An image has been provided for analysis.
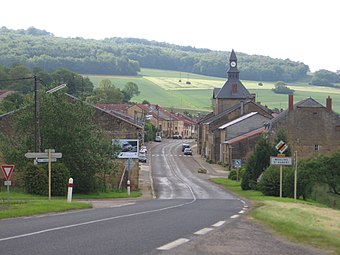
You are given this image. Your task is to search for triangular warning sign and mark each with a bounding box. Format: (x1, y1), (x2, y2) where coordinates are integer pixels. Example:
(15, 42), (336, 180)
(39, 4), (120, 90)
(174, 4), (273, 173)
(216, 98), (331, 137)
(1, 165), (14, 181)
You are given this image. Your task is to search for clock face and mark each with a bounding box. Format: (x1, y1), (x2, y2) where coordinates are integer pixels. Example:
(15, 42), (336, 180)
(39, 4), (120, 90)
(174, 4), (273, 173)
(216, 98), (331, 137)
(230, 61), (236, 67)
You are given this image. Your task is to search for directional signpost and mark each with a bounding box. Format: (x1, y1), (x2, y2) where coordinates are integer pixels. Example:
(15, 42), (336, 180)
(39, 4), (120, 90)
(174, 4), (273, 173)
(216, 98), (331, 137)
(1, 165), (15, 205)
(25, 149), (62, 200)
(271, 141), (292, 198)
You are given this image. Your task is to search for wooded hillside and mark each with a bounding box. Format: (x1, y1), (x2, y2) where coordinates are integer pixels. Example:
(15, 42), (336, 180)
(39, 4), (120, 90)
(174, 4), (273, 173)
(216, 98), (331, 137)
(0, 26), (313, 82)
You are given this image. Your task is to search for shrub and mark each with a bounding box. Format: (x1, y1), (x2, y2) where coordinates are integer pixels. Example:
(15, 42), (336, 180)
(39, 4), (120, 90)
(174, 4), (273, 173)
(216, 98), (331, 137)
(24, 162), (70, 196)
(24, 163), (48, 196)
(257, 166), (281, 196)
(51, 163), (70, 196)
(228, 170), (237, 180)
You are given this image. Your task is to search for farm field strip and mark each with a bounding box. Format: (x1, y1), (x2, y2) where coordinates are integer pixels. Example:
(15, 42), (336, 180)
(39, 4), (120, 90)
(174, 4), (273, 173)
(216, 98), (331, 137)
(87, 70), (340, 113)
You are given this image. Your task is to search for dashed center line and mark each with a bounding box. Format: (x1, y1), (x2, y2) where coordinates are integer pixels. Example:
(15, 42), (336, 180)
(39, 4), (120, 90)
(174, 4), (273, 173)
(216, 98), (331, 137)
(212, 221), (226, 227)
(157, 238), (190, 250)
(194, 228), (214, 235)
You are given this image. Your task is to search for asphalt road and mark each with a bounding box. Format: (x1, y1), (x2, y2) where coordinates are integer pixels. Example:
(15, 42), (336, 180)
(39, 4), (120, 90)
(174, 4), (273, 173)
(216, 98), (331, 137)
(0, 139), (245, 255)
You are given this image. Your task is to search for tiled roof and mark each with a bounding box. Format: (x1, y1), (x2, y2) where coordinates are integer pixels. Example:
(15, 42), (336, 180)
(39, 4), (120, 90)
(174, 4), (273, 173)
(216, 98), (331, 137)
(215, 79), (253, 99)
(96, 104), (130, 113)
(218, 112), (258, 129)
(224, 127), (266, 145)
(271, 97), (324, 124)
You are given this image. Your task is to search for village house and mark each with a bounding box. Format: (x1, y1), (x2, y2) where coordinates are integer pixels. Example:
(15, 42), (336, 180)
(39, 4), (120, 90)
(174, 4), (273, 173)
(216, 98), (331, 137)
(127, 104), (196, 138)
(268, 95), (340, 159)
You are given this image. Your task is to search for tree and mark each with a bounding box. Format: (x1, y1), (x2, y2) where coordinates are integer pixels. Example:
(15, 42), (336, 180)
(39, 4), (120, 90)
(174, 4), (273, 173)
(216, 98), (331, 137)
(121, 82), (140, 103)
(0, 91), (115, 194)
(241, 135), (275, 190)
(86, 79), (122, 104)
(0, 92), (24, 113)
(272, 81), (294, 94)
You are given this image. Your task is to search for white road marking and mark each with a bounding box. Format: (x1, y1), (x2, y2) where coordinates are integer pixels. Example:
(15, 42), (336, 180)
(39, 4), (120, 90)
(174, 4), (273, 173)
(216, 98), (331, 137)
(109, 203), (135, 208)
(157, 238), (190, 250)
(194, 227), (214, 235)
(230, 215), (239, 219)
(0, 200), (196, 242)
(212, 221), (226, 227)
(239, 210), (245, 214)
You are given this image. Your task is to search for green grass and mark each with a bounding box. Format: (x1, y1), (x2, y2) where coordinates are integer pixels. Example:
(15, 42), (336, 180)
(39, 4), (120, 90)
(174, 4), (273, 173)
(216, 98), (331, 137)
(0, 189), (141, 219)
(211, 178), (340, 254)
(87, 68), (340, 113)
(0, 200), (91, 219)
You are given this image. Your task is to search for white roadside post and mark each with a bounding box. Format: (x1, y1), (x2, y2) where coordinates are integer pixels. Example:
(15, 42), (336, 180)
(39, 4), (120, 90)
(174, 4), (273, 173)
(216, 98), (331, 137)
(127, 180), (131, 196)
(67, 178), (74, 203)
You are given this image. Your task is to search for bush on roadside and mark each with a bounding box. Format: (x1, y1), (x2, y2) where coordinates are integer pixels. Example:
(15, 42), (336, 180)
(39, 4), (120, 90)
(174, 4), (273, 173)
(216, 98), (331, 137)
(24, 163), (70, 196)
(228, 170), (237, 180)
(24, 163), (48, 196)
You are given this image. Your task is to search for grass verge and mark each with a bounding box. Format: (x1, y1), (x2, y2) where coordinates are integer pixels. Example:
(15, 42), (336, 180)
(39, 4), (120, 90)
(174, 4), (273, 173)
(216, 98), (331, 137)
(0, 190), (141, 219)
(211, 178), (340, 255)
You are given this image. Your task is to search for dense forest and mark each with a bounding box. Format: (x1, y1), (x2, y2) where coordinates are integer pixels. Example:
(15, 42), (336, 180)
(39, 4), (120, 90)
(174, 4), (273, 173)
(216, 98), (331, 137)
(0, 27), (309, 82)
(0, 27), (339, 85)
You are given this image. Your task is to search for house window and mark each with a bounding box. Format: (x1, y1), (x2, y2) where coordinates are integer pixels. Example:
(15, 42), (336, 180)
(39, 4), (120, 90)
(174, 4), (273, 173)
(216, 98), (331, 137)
(314, 144), (320, 151)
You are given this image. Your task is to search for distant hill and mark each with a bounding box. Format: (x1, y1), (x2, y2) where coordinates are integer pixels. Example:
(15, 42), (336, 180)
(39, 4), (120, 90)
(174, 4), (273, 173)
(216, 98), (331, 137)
(0, 26), (310, 82)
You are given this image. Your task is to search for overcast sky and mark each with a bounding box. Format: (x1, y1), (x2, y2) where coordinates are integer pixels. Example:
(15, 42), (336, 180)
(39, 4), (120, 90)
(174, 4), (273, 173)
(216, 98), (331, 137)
(1, 0), (339, 72)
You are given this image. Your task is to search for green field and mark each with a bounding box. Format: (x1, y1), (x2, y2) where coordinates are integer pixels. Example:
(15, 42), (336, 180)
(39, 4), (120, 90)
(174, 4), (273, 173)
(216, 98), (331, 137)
(87, 68), (340, 113)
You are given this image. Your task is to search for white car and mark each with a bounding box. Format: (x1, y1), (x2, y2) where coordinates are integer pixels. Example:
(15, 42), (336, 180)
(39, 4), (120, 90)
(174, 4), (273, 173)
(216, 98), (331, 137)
(140, 146), (147, 153)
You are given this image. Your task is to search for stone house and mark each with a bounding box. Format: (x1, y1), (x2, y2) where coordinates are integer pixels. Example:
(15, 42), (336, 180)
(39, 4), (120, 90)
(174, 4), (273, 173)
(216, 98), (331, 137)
(198, 100), (272, 163)
(268, 95), (340, 159)
(219, 112), (271, 167)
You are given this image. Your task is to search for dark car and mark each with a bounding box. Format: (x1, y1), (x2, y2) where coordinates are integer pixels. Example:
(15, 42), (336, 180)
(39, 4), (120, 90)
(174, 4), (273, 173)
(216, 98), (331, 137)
(182, 143), (190, 152)
(183, 148), (192, 155)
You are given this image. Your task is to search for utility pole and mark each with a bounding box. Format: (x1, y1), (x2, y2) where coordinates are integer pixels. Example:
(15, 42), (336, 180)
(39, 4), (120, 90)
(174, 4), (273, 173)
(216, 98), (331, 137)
(34, 75), (41, 152)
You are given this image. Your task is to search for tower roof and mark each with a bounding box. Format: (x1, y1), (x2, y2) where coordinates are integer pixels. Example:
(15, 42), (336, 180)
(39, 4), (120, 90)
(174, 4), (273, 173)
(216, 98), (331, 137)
(215, 50), (252, 99)
(230, 49), (237, 61)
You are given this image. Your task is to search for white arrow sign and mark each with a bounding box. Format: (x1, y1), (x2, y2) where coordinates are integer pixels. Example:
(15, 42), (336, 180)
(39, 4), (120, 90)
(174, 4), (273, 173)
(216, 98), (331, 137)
(25, 152), (62, 159)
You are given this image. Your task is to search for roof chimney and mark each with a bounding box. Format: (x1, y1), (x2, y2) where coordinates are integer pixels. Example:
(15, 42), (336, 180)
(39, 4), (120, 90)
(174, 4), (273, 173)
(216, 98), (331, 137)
(326, 96), (332, 112)
(288, 94), (294, 111)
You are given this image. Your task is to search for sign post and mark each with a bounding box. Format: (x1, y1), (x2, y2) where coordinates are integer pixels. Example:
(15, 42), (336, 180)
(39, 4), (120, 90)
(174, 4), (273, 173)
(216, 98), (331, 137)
(294, 151), (298, 202)
(272, 141), (292, 198)
(1, 165), (15, 206)
(25, 150), (62, 200)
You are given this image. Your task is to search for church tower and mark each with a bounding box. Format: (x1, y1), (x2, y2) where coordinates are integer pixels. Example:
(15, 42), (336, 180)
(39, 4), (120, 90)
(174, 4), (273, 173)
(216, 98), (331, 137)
(213, 50), (253, 115)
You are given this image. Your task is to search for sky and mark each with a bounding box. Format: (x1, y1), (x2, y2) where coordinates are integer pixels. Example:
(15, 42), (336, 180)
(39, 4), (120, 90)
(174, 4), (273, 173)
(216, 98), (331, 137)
(1, 0), (339, 72)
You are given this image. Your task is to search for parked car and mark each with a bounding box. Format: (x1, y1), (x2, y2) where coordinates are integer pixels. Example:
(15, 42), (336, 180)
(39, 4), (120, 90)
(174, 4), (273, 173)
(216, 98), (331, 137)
(140, 145), (147, 154)
(183, 147), (192, 155)
(138, 152), (147, 163)
(182, 143), (190, 152)
(173, 134), (182, 139)
(138, 153), (147, 163)
(154, 136), (162, 142)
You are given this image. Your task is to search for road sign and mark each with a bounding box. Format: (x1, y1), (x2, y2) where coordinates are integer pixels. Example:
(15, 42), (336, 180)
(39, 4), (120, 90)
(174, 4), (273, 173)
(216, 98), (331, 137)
(1, 165), (15, 180)
(270, 156), (293, 166)
(4, 180), (11, 186)
(275, 140), (288, 154)
(233, 159), (242, 168)
(124, 158), (135, 171)
(25, 152), (62, 159)
(36, 158), (57, 163)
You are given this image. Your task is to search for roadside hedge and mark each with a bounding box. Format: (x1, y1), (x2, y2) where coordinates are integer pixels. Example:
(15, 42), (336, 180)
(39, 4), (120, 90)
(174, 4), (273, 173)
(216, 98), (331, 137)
(24, 163), (70, 196)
